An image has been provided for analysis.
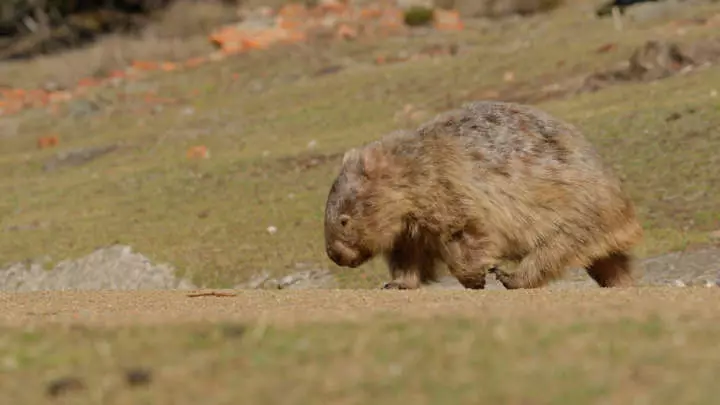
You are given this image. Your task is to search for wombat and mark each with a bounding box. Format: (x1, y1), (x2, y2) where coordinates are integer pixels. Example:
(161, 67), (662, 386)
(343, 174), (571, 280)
(323, 100), (643, 290)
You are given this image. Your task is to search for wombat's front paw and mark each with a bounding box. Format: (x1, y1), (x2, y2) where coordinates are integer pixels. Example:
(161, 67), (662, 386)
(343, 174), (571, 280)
(381, 280), (413, 290)
(489, 268), (521, 290)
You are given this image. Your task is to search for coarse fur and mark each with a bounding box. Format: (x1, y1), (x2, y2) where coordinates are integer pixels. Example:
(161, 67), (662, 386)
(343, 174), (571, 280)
(323, 100), (643, 290)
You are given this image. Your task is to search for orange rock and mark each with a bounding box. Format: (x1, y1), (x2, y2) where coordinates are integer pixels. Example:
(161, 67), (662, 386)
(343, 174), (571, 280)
(77, 77), (103, 88)
(37, 135), (59, 149)
(284, 30), (307, 43)
(433, 9), (464, 31)
(48, 91), (73, 103)
(276, 16), (305, 30)
(108, 70), (125, 79)
(161, 62), (178, 72)
(187, 145), (210, 159)
(318, 0), (347, 15)
(359, 7), (383, 19)
(185, 57), (208, 68)
(376, 7), (406, 35)
(278, 3), (308, 18)
(336, 24), (357, 40)
(132, 60), (160, 71)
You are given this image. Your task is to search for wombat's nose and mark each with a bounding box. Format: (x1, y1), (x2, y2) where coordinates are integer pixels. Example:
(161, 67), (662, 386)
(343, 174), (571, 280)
(327, 241), (357, 266)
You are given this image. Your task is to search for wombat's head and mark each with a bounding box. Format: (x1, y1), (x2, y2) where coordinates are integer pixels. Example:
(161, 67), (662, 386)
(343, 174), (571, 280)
(324, 143), (406, 268)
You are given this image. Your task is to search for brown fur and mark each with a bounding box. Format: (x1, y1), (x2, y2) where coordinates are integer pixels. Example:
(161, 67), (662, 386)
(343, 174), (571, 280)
(323, 100), (643, 290)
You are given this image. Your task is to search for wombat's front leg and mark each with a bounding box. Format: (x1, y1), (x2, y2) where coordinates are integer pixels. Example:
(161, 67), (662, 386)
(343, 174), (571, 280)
(381, 243), (439, 290)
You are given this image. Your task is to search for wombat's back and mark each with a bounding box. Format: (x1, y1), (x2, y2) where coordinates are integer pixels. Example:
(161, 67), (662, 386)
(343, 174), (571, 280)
(415, 101), (610, 181)
(397, 100), (640, 255)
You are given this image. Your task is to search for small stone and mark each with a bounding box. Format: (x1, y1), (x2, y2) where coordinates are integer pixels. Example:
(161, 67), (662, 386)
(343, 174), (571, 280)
(266, 226), (277, 235)
(307, 140), (317, 149)
(124, 368), (152, 387)
(665, 112), (682, 122)
(672, 279), (686, 287)
(46, 376), (85, 397)
(279, 275), (295, 287)
(711, 90), (718, 98)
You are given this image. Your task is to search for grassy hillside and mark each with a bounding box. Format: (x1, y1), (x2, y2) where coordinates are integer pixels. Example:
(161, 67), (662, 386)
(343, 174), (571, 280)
(1, 1), (719, 288)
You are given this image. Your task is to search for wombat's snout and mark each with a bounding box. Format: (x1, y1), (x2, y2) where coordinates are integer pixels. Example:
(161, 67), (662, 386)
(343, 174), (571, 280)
(326, 240), (364, 268)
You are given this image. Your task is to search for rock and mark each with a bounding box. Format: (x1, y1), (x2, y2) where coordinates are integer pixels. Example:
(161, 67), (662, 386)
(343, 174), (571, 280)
(124, 368), (153, 387)
(624, 0), (682, 23)
(434, 0), (561, 18)
(46, 377), (85, 398)
(235, 267), (337, 290)
(43, 144), (119, 172)
(0, 245), (195, 292)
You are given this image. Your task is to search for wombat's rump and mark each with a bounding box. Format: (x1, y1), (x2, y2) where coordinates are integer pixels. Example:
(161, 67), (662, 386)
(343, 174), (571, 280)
(323, 100), (643, 290)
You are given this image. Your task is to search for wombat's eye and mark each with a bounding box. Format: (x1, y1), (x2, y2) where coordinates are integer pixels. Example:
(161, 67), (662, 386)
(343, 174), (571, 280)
(339, 215), (350, 227)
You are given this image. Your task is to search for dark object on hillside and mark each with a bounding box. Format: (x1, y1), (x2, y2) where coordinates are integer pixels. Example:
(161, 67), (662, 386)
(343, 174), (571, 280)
(324, 101), (643, 291)
(404, 6), (435, 26)
(46, 376), (86, 397)
(124, 368), (153, 387)
(595, 0), (662, 17)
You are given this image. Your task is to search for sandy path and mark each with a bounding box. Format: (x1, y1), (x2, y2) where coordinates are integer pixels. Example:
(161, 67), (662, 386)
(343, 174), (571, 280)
(2, 287), (719, 328)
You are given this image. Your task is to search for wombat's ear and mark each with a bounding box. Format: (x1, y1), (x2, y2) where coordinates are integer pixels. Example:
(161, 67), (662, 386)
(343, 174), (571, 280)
(342, 148), (360, 166)
(360, 144), (390, 180)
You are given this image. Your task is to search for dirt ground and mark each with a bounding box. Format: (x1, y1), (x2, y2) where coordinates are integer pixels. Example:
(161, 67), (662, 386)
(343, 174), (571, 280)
(1, 286), (718, 328)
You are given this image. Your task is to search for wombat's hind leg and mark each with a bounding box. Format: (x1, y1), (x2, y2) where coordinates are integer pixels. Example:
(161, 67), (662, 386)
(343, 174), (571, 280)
(585, 251), (635, 287)
(491, 238), (579, 289)
(442, 232), (497, 290)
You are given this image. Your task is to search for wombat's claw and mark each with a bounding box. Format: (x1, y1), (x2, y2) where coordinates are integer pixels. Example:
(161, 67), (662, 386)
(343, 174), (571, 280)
(490, 268), (518, 290)
(381, 281), (410, 290)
